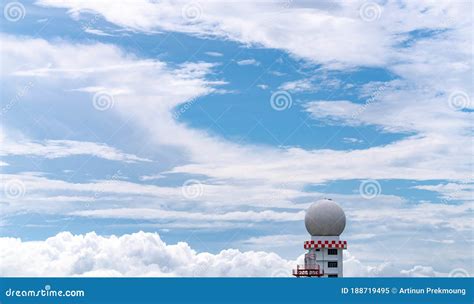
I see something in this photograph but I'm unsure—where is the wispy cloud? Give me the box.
[84,28,114,36]
[1,135,149,163]
[204,51,223,57]
[236,59,260,66]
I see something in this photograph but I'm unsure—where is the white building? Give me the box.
[293,199,347,278]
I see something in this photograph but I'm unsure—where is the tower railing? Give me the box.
[292,264,324,277]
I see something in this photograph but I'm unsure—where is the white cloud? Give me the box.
[0,231,295,277]
[343,250,394,277]
[2,35,472,244]
[2,2,473,276]
[0,172,308,212]
[305,100,362,125]
[400,265,445,277]
[35,0,393,68]
[414,182,474,202]
[279,79,314,92]
[0,231,436,277]
[71,208,304,223]
[348,201,473,232]
[84,28,114,36]
[343,137,363,144]
[35,1,472,71]
[204,51,223,57]
[0,137,150,163]
[236,59,260,66]
[6,16,464,195]
[139,173,166,181]
[241,234,302,249]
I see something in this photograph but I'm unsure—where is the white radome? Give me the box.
[305,199,346,236]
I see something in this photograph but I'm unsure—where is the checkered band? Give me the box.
[304,240,347,249]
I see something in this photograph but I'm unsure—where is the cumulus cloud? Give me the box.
[343,251,394,277]
[0,231,423,277]
[0,231,295,277]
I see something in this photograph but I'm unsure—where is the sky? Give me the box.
[0,0,472,277]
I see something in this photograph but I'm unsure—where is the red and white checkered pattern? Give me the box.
[304,240,347,249]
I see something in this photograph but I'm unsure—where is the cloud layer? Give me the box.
[0,231,295,277]
[0,231,454,277]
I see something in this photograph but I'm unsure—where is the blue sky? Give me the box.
[0,0,472,277]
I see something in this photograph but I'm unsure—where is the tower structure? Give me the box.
[293,199,347,278]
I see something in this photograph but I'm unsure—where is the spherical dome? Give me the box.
[304,199,346,236]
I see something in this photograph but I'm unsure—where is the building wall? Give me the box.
[305,236,344,277]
